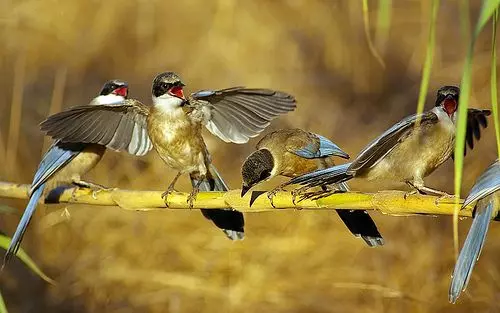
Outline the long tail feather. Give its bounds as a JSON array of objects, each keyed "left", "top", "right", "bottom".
[
  {"left": 449, "top": 199, "right": 494, "bottom": 303},
  {"left": 286, "top": 163, "right": 353, "bottom": 189},
  {"left": 3, "top": 184, "right": 45, "bottom": 267},
  {"left": 335, "top": 182, "right": 384, "bottom": 247},
  {"left": 191, "top": 164, "right": 245, "bottom": 240}
]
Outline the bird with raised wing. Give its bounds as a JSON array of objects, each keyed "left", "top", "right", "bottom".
[
  {"left": 449, "top": 160, "right": 500, "bottom": 303},
  {"left": 39, "top": 72, "right": 297, "bottom": 240},
  {"left": 284, "top": 86, "right": 490, "bottom": 200},
  {"left": 3, "top": 80, "right": 129, "bottom": 266},
  {"left": 241, "top": 128, "right": 384, "bottom": 246}
]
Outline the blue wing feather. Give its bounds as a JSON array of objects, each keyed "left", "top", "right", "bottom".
[
  {"left": 294, "top": 134, "right": 349, "bottom": 159},
  {"left": 30, "top": 141, "right": 84, "bottom": 193},
  {"left": 462, "top": 160, "right": 500, "bottom": 208}
]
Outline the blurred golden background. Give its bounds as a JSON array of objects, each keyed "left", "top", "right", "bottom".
[{"left": 1, "top": 0, "right": 499, "bottom": 312}]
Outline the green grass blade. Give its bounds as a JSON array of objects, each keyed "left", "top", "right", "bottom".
[
  {"left": 475, "top": 0, "right": 500, "bottom": 36},
  {"left": 491, "top": 10, "right": 500, "bottom": 157},
  {"left": 362, "top": 0, "right": 386, "bottom": 68},
  {"left": 0, "top": 235, "right": 55, "bottom": 285},
  {"left": 0, "top": 292, "right": 7, "bottom": 313},
  {"left": 454, "top": 0, "right": 500, "bottom": 258},
  {"left": 460, "top": 0, "right": 471, "bottom": 45},
  {"left": 375, "top": 0, "right": 392, "bottom": 50},
  {"left": 416, "top": 0, "right": 440, "bottom": 121}
]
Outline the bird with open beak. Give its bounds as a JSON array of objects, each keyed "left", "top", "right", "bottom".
[
  {"left": 240, "top": 128, "right": 384, "bottom": 246},
  {"left": 39, "top": 72, "right": 297, "bottom": 240},
  {"left": 449, "top": 160, "right": 500, "bottom": 303},
  {"left": 3, "top": 80, "right": 129, "bottom": 266},
  {"left": 284, "top": 86, "right": 490, "bottom": 200}
]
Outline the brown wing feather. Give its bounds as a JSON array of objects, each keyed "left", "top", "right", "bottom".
[
  {"left": 190, "top": 88, "right": 297, "bottom": 143},
  {"left": 40, "top": 99, "right": 153, "bottom": 156}
]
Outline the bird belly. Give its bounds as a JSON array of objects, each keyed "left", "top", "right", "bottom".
[
  {"left": 148, "top": 112, "right": 205, "bottom": 174},
  {"left": 280, "top": 153, "right": 321, "bottom": 178},
  {"left": 365, "top": 121, "right": 454, "bottom": 182},
  {"left": 48, "top": 144, "right": 105, "bottom": 189}
]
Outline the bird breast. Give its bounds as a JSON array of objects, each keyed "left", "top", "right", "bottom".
[{"left": 147, "top": 108, "right": 206, "bottom": 173}]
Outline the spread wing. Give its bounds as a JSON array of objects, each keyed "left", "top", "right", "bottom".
[
  {"left": 464, "top": 109, "right": 491, "bottom": 152},
  {"left": 462, "top": 160, "right": 500, "bottom": 208},
  {"left": 286, "top": 132, "right": 349, "bottom": 159},
  {"left": 189, "top": 87, "right": 296, "bottom": 144},
  {"left": 347, "top": 111, "right": 439, "bottom": 174},
  {"left": 40, "top": 99, "right": 153, "bottom": 156}
]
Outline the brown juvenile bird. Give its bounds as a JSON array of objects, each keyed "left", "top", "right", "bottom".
[
  {"left": 241, "top": 128, "right": 384, "bottom": 246},
  {"left": 285, "top": 86, "right": 490, "bottom": 199},
  {"left": 39, "top": 72, "right": 297, "bottom": 240}
]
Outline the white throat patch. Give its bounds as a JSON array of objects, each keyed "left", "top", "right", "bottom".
[
  {"left": 153, "top": 94, "right": 184, "bottom": 112},
  {"left": 92, "top": 94, "right": 125, "bottom": 105}
]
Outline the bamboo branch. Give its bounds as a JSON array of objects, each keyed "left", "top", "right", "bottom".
[{"left": 0, "top": 181, "right": 484, "bottom": 220}]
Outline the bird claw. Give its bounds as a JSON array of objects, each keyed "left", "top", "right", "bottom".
[
  {"left": 434, "top": 193, "right": 455, "bottom": 205},
  {"left": 187, "top": 189, "right": 199, "bottom": 209},
  {"left": 90, "top": 187, "right": 114, "bottom": 200},
  {"left": 267, "top": 188, "right": 282, "bottom": 208},
  {"left": 403, "top": 190, "right": 418, "bottom": 200}
]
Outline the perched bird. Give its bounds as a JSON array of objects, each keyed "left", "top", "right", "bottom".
[
  {"left": 3, "top": 80, "right": 129, "bottom": 266},
  {"left": 449, "top": 160, "right": 500, "bottom": 303},
  {"left": 39, "top": 71, "right": 297, "bottom": 240},
  {"left": 285, "top": 86, "right": 490, "bottom": 199},
  {"left": 241, "top": 128, "right": 384, "bottom": 246}
]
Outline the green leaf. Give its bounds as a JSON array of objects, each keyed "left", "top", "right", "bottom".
[
  {"left": 362, "top": 0, "right": 385, "bottom": 68},
  {"left": 453, "top": 0, "right": 500, "bottom": 257},
  {"left": 0, "top": 292, "right": 7, "bottom": 313},
  {"left": 416, "top": 0, "right": 440, "bottom": 119},
  {"left": 0, "top": 235, "right": 55, "bottom": 285},
  {"left": 491, "top": 10, "right": 500, "bottom": 157},
  {"left": 475, "top": 0, "right": 500, "bottom": 37}
]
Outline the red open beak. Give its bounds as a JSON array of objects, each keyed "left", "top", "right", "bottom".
[
  {"left": 113, "top": 87, "right": 128, "bottom": 98},
  {"left": 443, "top": 98, "right": 457, "bottom": 116},
  {"left": 169, "top": 86, "right": 185, "bottom": 100}
]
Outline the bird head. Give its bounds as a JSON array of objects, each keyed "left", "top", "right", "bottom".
[
  {"left": 241, "top": 149, "right": 274, "bottom": 197},
  {"left": 94, "top": 80, "right": 128, "bottom": 105},
  {"left": 152, "top": 72, "right": 186, "bottom": 109},
  {"left": 435, "top": 85, "right": 459, "bottom": 118}
]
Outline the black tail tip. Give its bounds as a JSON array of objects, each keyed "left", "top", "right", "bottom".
[{"left": 223, "top": 230, "right": 245, "bottom": 240}]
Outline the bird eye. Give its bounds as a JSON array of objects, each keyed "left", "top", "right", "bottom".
[{"left": 162, "top": 82, "right": 170, "bottom": 89}]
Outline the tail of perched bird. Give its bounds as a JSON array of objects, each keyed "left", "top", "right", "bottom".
[
  {"left": 2, "top": 142, "right": 82, "bottom": 267},
  {"left": 449, "top": 199, "right": 494, "bottom": 303},
  {"left": 335, "top": 182, "right": 384, "bottom": 247},
  {"left": 190, "top": 164, "right": 245, "bottom": 240},
  {"left": 449, "top": 160, "right": 500, "bottom": 303},
  {"left": 286, "top": 163, "right": 353, "bottom": 190}
]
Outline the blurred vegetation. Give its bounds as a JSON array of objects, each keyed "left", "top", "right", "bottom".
[{"left": 1, "top": 0, "right": 500, "bottom": 312}]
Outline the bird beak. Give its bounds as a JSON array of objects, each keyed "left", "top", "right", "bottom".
[{"left": 241, "top": 185, "right": 251, "bottom": 197}]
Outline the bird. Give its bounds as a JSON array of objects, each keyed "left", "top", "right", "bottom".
[
  {"left": 449, "top": 160, "right": 500, "bottom": 303},
  {"left": 240, "top": 128, "right": 384, "bottom": 246},
  {"left": 38, "top": 71, "right": 297, "bottom": 240},
  {"left": 3, "top": 79, "right": 129, "bottom": 266},
  {"left": 284, "top": 86, "right": 490, "bottom": 200}
]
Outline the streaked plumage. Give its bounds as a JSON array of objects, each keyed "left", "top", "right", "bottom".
[
  {"left": 285, "top": 86, "right": 490, "bottom": 198},
  {"left": 449, "top": 160, "right": 500, "bottom": 303},
  {"left": 3, "top": 80, "right": 128, "bottom": 266},
  {"left": 241, "top": 129, "right": 384, "bottom": 246},
  {"left": 40, "top": 71, "right": 297, "bottom": 240}
]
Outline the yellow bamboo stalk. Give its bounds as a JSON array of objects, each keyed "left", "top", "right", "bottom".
[{"left": 0, "top": 181, "right": 482, "bottom": 220}]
